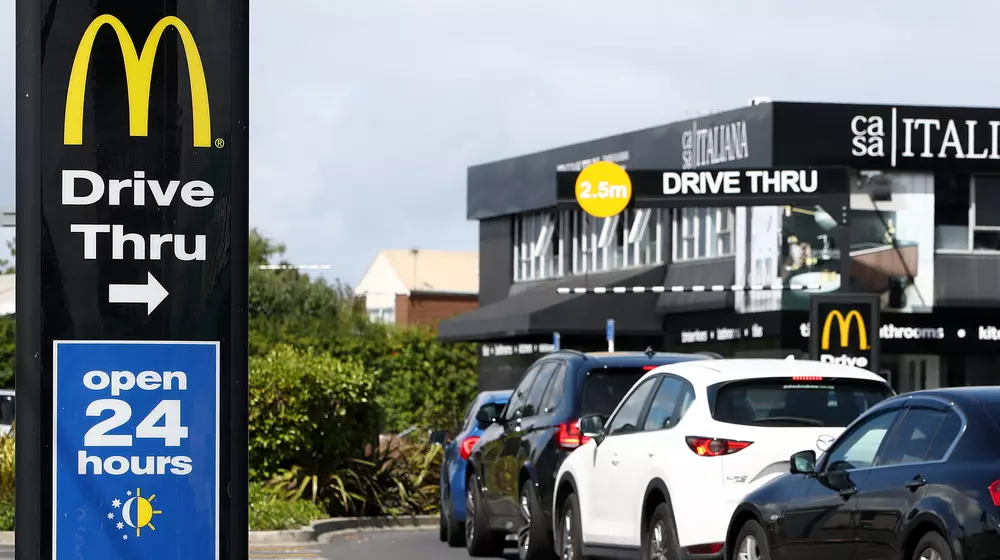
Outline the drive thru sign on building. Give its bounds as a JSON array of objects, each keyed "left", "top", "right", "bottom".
[{"left": 16, "top": 2, "right": 249, "bottom": 560}]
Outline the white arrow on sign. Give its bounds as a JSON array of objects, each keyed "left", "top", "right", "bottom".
[{"left": 109, "top": 271, "right": 169, "bottom": 315}]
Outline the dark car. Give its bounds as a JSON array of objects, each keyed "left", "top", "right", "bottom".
[
  {"left": 464, "top": 349, "right": 714, "bottom": 559},
  {"left": 439, "top": 390, "right": 512, "bottom": 547},
  {"left": 725, "top": 386, "right": 1000, "bottom": 560}
]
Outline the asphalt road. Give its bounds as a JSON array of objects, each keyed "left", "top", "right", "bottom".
[
  {"left": 319, "top": 528, "right": 518, "bottom": 560},
  {"left": 0, "top": 531, "right": 513, "bottom": 560},
  {"left": 0, "top": 544, "right": 325, "bottom": 560}
]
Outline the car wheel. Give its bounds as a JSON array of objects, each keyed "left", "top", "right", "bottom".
[
  {"left": 517, "top": 480, "right": 555, "bottom": 560},
  {"left": 912, "top": 532, "right": 953, "bottom": 560},
  {"left": 446, "top": 502, "right": 465, "bottom": 547},
  {"left": 465, "top": 474, "right": 505, "bottom": 557},
  {"left": 734, "top": 519, "right": 770, "bottom": 560},
  {"left": 439, "top": 510, "right": 448, "bottom": 542},
  {"left": 641, "top": 503, "right": 681, "bottom": 560},
  {"left": 556, "top": 493, "right": 585, "bottom": 560}
]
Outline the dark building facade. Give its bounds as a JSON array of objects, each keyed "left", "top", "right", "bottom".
[{"left": 439, "top": 101, "right": 1000, "bottom": 392}]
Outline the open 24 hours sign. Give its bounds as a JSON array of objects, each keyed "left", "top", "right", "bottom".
[{"left": 53, "top": 341, "right": 219, "bottom": 560}]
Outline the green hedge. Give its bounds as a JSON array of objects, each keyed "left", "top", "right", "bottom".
[
  {"left": 249, "top": 345, "right": 379, "bottom": 482},
  {"left": 0, "top": 315, "right": 13, "bottom": 390},
  {"left": 328, "top": 327, "right": 478, "bottom": 434}
]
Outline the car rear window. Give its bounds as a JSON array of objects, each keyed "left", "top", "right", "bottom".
[
  {"left": 580, "top": 368, "right": 647, "bottom": 417},
  {"left": 710, "top": 378, "right": 893, "bottom": 428},
  {"left": 0, "top": 394, "right": 13, "bottom": 426}
]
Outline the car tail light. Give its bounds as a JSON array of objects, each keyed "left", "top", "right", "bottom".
[
  {"left": 686, "top": 543, "right": 724, "bottom": 554},
  {"left": 459, "top": 436, "right": 479, "bottom": 460},
  {"left": 556, "top": 420, "right": 591, "bottom": 450},
  {"left": 792, "top": 376, "right": 824, "bottom": 381},
  {"left": 685, "top": 436, "right": 752, "bottom": 457},
  {"left": 643, "top": 365, "right": 657, "bottom": 371},
  {"left": 989, "top": 480, "right": 1000, "bottom": 507}
]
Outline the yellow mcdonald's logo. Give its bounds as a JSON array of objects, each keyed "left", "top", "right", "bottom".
[
  {"left": 64, "top": 15, "right": 211, "bottom": 148},
  {"left": 820, "top": 309, "right": 869, "bottom": 351}
]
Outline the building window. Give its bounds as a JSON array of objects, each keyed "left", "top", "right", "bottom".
[
  {"left": 935, "top": 174, "right": 1000, "bottom": 252},
  {"left": 368, "top": 307, "right": 395, "bottom": 324},
  {"left": 671, "top": 207, "right": 735, "bottom": 261},
  {"left": 513, "top": 209, "right": 664, "bottom": 282},
  {"left": 513, "top": 212, "right": 561, "bottom": 282}
]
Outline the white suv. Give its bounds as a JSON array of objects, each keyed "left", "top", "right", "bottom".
[{"left": 551, "top": 359, "right": 893, "bottom": 560}]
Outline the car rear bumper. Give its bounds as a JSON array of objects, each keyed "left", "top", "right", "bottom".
[
  {"left": 445, "top": 460, "right": 468, "bottom": 520},
  {"left": 673, "top": 493, "right": 741, "bottom": 550},
  {"left": 681, "top": 550, "right": 724, "bottom": 560}
]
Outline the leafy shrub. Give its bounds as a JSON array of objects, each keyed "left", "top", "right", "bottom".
[
  {"left": 249, "top": 345, "right": 379, "bottom": 482},
  {"left": 267, "top": 435, "right": 443, "bottom": 517},
  {"left": 0, "top": 430, "right": 12, "bottom": 500},
  {"left": 0, "top": 497, "right": 12, "bottom": 532},
  {"left": 248, "top": 482, "right": 325, "bottom": 531},
  {"left": 0, "top": 430, "right": 13, "bottom": 531}
]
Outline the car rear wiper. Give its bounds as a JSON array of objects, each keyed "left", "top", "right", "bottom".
[{"left": 751, "top": 416, "right": 825, "bottom": 426}]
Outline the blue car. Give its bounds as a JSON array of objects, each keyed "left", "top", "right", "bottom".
[{"left": 439, "top": 390, "right": 512, "bottom": 547}]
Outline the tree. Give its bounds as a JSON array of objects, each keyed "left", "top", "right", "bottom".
[
  {"left": 0, "top": 238, "right": 14, "bottom": 274},
  {"left": 248, "top": 228, "right": 380, "bottom": 356}
]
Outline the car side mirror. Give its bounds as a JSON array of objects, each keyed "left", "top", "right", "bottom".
[
  {"left": 429, "top": 430, "right": 448, "bottom": 446},
  {"left": 790, "top": 450, "right": 817, "bottom": 475},
  {"left": 476, "top": 405, "right": 498, "bottom": 427},
  {"left": 579, "top": 414, "right": 605, "bottom": 442}
]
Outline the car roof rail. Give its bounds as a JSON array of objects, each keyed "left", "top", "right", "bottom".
[
  {"left": 554, "top": 349, "right": 589, "bottom": 360},
  {"left": 694, "top": 351, "right": 724, "bottom": 359}
]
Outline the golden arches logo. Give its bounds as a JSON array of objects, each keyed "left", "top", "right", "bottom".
[
  {"left": 64, "top": 15, "right": 211, "bottom": 148},
  {"left": 820, "top": 310, "right": 869, "bottom": 351}
]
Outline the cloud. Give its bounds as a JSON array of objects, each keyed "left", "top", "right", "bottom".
[{"left": 2, "top": 0, "right": 1000, "bottom": 285}]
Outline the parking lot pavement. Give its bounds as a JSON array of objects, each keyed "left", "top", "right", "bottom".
[
  {"left": 0, "top": 544, "right": 319, "bottom": 560},
  {"left": 319, "top": 529, "right": 517, "bottom": 560},
  {"left": 250, "top": 544, "right": 325, "bottom": 559}
]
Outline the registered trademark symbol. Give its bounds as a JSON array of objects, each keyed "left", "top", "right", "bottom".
[{"left": 214, "top": 138, "right": 225, "bottom": 148}]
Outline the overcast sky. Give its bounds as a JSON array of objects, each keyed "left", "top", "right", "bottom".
[{"left": 1, "top": 1, "right": 998, "bottom": 287}]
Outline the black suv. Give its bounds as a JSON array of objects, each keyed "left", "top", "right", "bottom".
[{"left": 464, "top": 349, "right": 714, "bottom": 559}]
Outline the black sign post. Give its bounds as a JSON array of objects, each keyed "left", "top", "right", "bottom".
[
  {"left": 809, "top": 293, "right": 881, "bottom": 374},
  {"left": 16, "top": 2, "right": 248, "bottom": 560}
]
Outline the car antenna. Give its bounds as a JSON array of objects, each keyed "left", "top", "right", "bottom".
[{"left": 644, "top": 346, "right": 655, "bottom": 358}]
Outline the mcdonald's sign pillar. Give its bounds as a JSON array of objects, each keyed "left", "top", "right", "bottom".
[
  {"left": 17, "top": 3, "right": 248, "bottom": 560},
  {"left": 809, "top": 294, "right": 881, "bottom": 374}
]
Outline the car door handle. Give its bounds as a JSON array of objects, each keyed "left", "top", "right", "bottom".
[
  {"left": 905, "top": 476, "right": 927, "bottom": 490},
  {"left": 839, "top": 486, "right": 858, "bottom": 498}
]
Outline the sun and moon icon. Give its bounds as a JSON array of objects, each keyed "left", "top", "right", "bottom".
[{"left": 109, "top": 488, "right": 162, "bottom": 540}]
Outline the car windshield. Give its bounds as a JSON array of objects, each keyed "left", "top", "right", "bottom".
[
  {"left": 0, "top": 394, "right": 13, "bottom": 426},
  {"left": 710, "top": 378, "right": 893, "bottom": 428},
  {"left": 580, "top": 368, "right": 647, "bottom": 418}
]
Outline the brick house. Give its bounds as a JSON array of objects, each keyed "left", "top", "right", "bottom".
[{"left": 354, "top": 249, "right": 478, "bottom": 329}]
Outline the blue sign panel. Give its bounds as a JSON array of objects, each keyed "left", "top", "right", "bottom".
[
  {"left": 606, "top": 319, "right": 615, "bottom": 341},
  {"left": 53, "top": 341, "right": 219, "bottom": 560}
]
